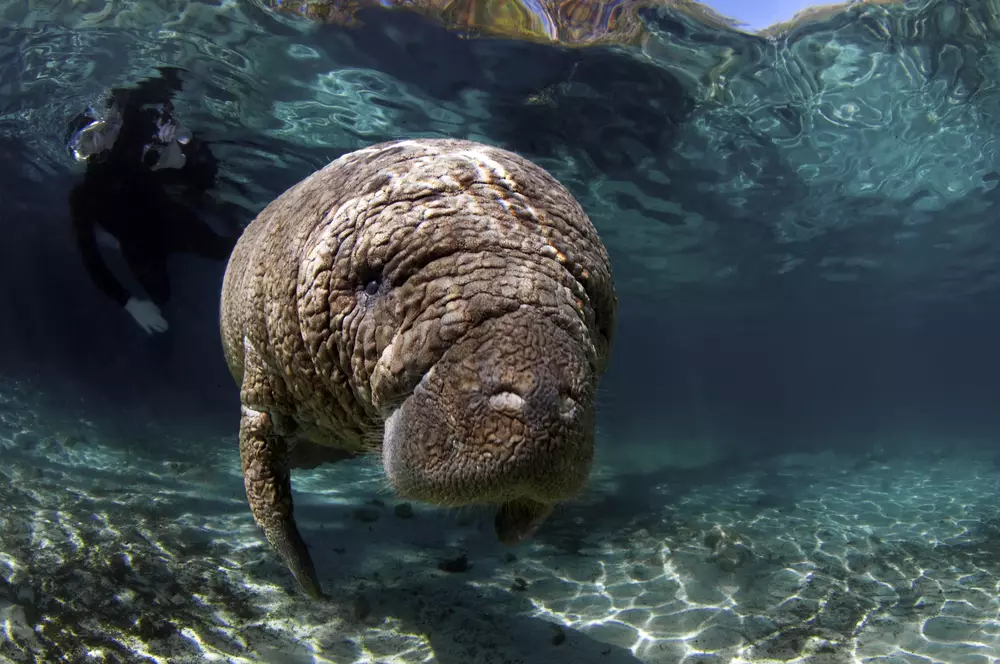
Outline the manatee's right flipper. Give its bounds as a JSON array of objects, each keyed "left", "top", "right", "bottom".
[{"left": 239, "top": 405, "right": 324, "bottom": 598}]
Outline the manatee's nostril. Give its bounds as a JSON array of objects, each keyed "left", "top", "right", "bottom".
[{"left": 489, "top": 391, "right": 525, "bottom": 413}]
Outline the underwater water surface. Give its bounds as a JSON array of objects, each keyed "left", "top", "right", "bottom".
[{"left": 3, "top": 0, "right": 1000, "bottom": 662}]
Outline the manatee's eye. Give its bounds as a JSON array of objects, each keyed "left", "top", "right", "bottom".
[{"left": 358, "top": 260, "right": 384, "bottom": 298}]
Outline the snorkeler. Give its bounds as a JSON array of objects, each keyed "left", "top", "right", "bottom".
[{"left": 66, "top": 66, "right": 240, "bottom": 335}]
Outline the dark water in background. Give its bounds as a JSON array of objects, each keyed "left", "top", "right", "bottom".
[
  {"left": 4, "top": 1, "right": 1000, "bottom": 661},
  {"left": 3, "top": 0, "right": 999, "bottom": 464}
]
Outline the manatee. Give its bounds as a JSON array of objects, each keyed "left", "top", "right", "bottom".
[{"left": 219, "top": 138, "right": 617, "bottom": 597}]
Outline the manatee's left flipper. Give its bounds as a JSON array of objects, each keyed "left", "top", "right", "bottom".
[{"left": 239, "top": 405, "right": 324, "bottom": 599}]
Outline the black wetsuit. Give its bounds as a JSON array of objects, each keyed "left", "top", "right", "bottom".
[{"left": 68, "top": 68, "right": 238, "bottom": 309}]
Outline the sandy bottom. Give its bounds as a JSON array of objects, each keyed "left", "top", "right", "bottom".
[{"left": 2, "top": 382, "right": 1000, "bottom": 663}]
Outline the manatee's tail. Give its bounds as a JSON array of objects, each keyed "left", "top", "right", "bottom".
[{"left": 239, "top": 405, "right": 324, "bottom": 599}]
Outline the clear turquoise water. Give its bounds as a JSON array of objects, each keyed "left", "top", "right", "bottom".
[
  {"left": 4, "top": 381, "right": 1000, "bottom": 662},
  {"left": 3, "top": 1, "right": 1000, "bottom": 662}
]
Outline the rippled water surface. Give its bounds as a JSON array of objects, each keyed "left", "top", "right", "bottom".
[
  {"left": 4, "top": 1, "right": 1000, "bottom": 662},
  {"left": 6, "top": 0, "right": 1000, "bottom": 305}
]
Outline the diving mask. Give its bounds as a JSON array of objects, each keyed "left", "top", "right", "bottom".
[{"left": 68, "top": 107, "right": 123, "bottom": 162}]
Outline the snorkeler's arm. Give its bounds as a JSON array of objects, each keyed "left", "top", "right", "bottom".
[{"left": 69, "top": 186, "right": 132, "bottom": 307}]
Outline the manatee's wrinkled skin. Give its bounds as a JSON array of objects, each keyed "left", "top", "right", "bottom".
[{"left": 219, "top": 138, "right": 617, "bottom": 597}]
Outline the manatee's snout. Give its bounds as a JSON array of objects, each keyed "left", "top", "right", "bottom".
[{"left": 381, "top": 308, "right": 595, "bottom": 542}]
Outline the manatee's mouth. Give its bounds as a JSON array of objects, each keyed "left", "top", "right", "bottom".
[
  {"left": 379, "top": 309, "right": 593, "bottom": 545},
  {"left": 385, "top": 399, "right": 554, "bottom": 542},
  {"left": 381, "top": 389, "right": 585, "bottom": 506},
  {"left": 494, "top": 496, "right": 554, "bottom": 545},
  {"left": 382, "top": 391, "right": 570, "bottom": 545}
]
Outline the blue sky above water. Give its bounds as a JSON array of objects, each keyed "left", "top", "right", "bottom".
[{"left": 703, "top": 0, "right": 828, "bottom": 30}]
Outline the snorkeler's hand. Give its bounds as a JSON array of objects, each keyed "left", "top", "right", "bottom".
[{"left": 125, "top": 297, "right": 169, "bottom": 335}]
